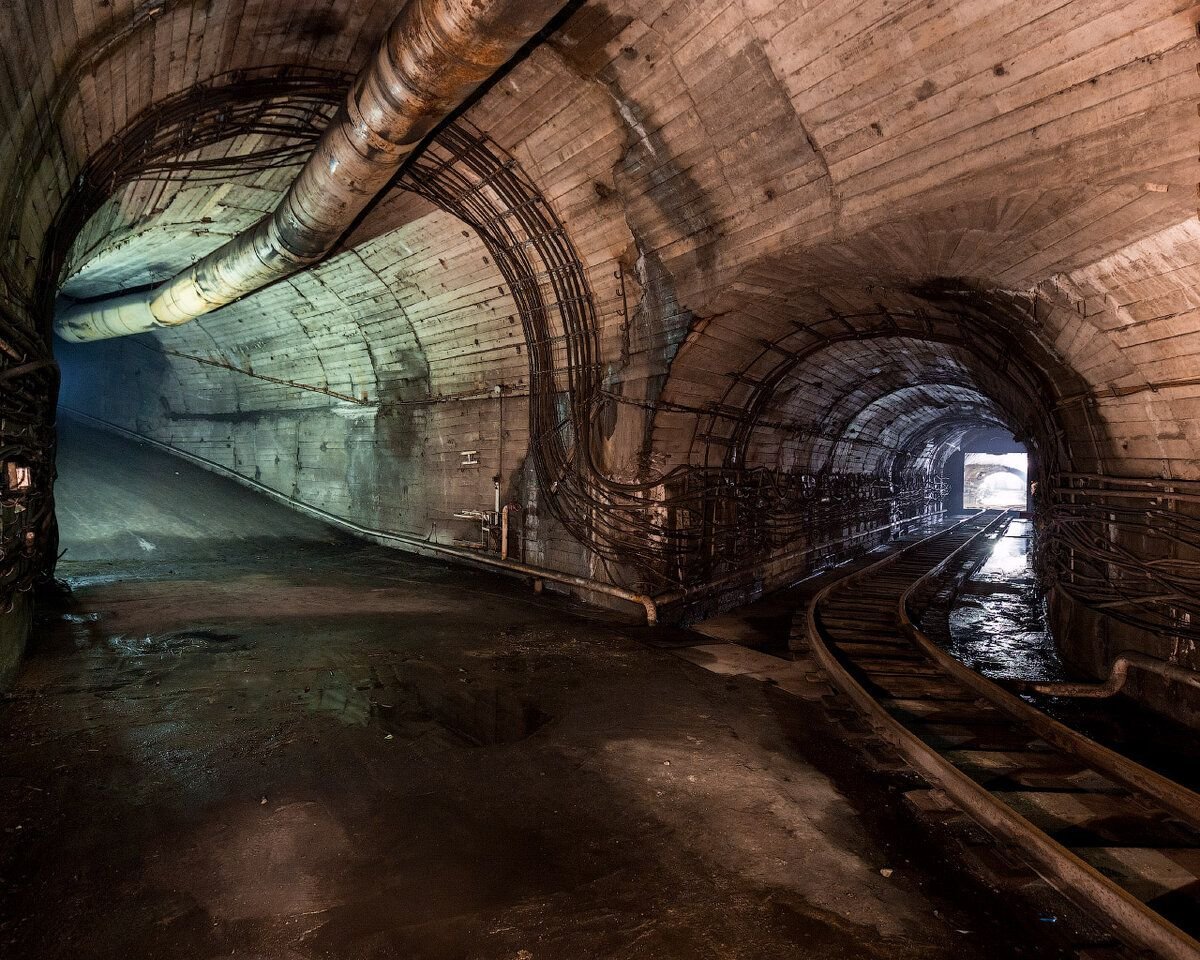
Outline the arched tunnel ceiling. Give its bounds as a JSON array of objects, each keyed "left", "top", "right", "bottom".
[
  {"left": 0, "top": 0, "right": 1198, "bottom": 606},
  {"left": 744, "top": 336, "right": 1019, "bottom": 475}
]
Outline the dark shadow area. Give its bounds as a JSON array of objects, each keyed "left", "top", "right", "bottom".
[{"left": 0, "top": 419, "right": 1051, "bottom": 960}]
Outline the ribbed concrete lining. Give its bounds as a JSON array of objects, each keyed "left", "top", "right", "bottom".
[{"left": 54, "top": 0, "right": 567, "bottom": 343}]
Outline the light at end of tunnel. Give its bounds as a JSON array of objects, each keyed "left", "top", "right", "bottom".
[{"left": 964, "top": 452, "right": 1028, "bottom": 510}]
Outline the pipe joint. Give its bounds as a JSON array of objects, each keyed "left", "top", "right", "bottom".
[{"left": 55, "top": 0, "right": 569, "bottom": 344}]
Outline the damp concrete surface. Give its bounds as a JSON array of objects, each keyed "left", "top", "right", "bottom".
[
  {"left": 1, "top": 420, "right": 1047, "bottom": 959},
  {"left": 949, "top": 518, "right": 1200, "bottom": 792},
  {"left": 947, "top": 519, "right": 1064, "bottom": 684}
]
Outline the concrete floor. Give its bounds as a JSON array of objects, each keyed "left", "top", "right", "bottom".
[{"left": 0, "top": 418, "right": 1050, "bottom": 959}]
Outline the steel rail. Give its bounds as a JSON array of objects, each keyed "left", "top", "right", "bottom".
[
  {"left": 897, "top": 522, "right": 1200, "bottom": 825},
  {"left": 803, "top": 512, "right": 1200, "bottom": 960}
]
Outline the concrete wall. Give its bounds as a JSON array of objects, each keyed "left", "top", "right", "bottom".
[
  {"left": 0, "top": 1, "right": 1198, "bottom": 708},
  {"left": 0, "top": 594, "right": 33, "bottom": 691}
]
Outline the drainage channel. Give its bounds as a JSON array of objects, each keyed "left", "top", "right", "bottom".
[{"left": 932, "top": 517, "right": 1200, "bottom": 793}]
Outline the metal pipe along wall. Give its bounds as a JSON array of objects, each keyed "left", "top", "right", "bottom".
[{"left": 54, "top": 0, "right": 568, "bottom": 343}]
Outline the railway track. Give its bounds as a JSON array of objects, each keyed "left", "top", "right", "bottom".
[{"left": 803, "top": 510, "right": 1200, "bottom": 959}]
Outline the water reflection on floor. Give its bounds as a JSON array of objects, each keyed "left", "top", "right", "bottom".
[
  {"left": 946, "top": 519, "right": 1200, "bottom": 790},
  {"left": 947, "top": 519, "right": 1066, "bottom": 683}
]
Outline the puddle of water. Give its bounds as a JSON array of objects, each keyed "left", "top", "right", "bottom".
[
  {"left": 301, "top": 672, "right": 374, "bottom": 726},
  {"left": 947, "top": 520, "right": 1066, "bottom": 683},
  {"left": 106, "top": 630, "right": 242, "bottom": 657},
  {"left": 300, "top": 663, "right": 551, "bottom": 747},
  {"left": 973, "top": 524, "right": 1031, "bottom": 581},
  {"left": 941, "top": 520, "right": 1200, "bottom": 787},
  {"left": 412, "top": 677, "right": 551, "bottom": 746}
]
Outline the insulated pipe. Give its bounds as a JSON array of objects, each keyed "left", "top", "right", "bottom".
[{"left": 55, "top": 0, "right": 568, "bottom": 343}]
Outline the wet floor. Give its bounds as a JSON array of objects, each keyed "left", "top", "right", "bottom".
[
  {"left": 946, "top": 518, "right": 1200, "bottom": 791},
  {"left": 946, "top": 520, "right": 1065, "bottom": 684},
  {"left": 0, "top": 419, "right": 1048, "bottom": 959}
]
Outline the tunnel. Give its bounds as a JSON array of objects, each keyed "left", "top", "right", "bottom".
[{"left": 2, "top": 2, "right": 1200, "bottom": 957}]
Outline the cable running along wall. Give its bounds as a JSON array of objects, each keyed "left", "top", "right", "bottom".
[
  {"left": 3, "top": 68, "right": 346, "bottom": 602},
  {"left": 19, "top": 69, "right": 1200, "bottom": 645}
]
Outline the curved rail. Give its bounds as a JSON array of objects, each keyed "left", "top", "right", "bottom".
[{"left": 802, "top": 511, "right": 1200, "bottom": 960}]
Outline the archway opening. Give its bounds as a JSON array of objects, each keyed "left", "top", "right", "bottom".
[
  {"left": 944, "top": 428, "right": 1030, "bottom": 514},
  {"left": 963, "top": 454, "right": 1028, "bottom": 511}
]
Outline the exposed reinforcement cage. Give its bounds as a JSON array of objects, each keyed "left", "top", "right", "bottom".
[{"left": 5, "top": 69, "right": 1198, "bottom": 642}]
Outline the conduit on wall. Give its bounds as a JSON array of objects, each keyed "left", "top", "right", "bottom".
[{"left": 53, "top": 0, "right": 568, "bottom": 343}]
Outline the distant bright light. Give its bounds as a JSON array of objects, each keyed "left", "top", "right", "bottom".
[{"left": 964, "top": 452, "right": 1028, "bottom": 510}]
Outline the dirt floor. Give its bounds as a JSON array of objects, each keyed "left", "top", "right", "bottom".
[{"left": 0, "top": 418, "right": 1052, "bottom": 959}]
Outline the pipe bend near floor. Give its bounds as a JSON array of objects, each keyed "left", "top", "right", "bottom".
[{"left": 1021, "top": 652, "right": 1200, "bottom": 699}]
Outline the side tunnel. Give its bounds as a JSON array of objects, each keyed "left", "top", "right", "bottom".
[{"left": 0, "top": 0, "right": 1197, "bottom": 729}]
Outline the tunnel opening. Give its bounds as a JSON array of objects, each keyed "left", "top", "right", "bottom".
[
  {"left": 2, "top": 4, "right": 1200, "bottom": 958},
  {"left": 962, "top": 453, "right": 1028, "bottom": 511},
  {"left": 945, "top": 428, "right": 1030, "bottom": 514},
  {"left": 653, "top": 287, "right": 1076, "bottom": 608}
]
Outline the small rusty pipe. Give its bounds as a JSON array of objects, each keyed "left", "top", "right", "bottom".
[
  {"left": 55, "top": 0, "right": 567, "bottom": 343},
  {"left": 501, "top": 502, "right": 517, "bottom": 561},
  {"left": 1011, "top": 652, "right": 1200, "bottom": 699}
]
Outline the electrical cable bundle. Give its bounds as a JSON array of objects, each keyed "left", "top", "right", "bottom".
[
  {"left": 0, "top": 298, "right": 59, "bottom": 604},
  {"left": 1041, "top": 479, "right": 1200, "bottom": 642},
  {"left": 15, "top": 69, "right": 1196, "bottom": 646},
  {"left": 402, "top": 121, "right": 975, "bottom": 591}
]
